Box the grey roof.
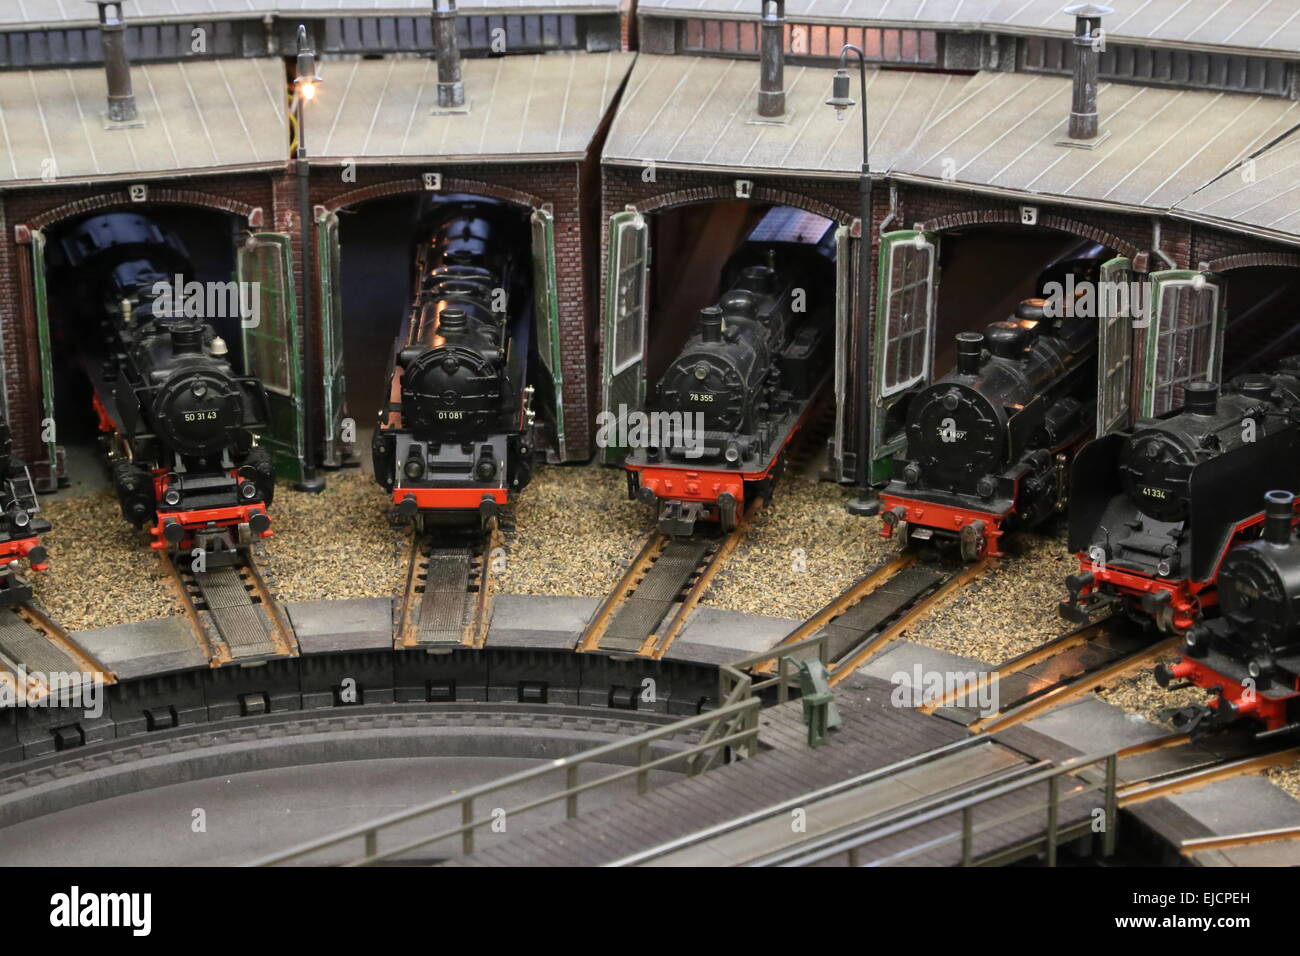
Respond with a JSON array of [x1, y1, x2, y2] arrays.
[[0, 57, 286, 185], [639, 0, 1300, 58], [601, 53, 967, 176], [310, 51, 635, 162], [0, 0, 620, 28], [893, 70, 1300, 212], [1173, 132, 1300, 242], [605, 54, 1300, 243]]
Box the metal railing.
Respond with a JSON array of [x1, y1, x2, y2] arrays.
[[252, 697, 762, 866], [253, 631, 835, 867], [757, 749, 1122, 867]]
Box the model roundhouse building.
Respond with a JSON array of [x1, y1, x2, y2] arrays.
[[6, 0, 1300, 491], [0, 0, 632, 491], [600, 0, 1300, 489]]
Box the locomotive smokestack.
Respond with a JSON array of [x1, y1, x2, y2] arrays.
[[956, 332, 984, 375], [1185, 381, 1218, 416], [1264, 490, 1295, 547], [433, 0, 464, 109], [700, 306, 724, 344], [91, 1, 139, 124], [758, 0, 785, 118], [170, 323, 204, 357], [1065, 3, 1112, 141]]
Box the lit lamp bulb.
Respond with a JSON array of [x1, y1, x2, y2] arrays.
[[825, 68, 855, 122], [299, 80, 318, 101]]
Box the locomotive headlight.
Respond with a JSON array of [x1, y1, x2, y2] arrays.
[[475, 459, 498, 481], [239, 481, 259, 501], [694, 362, 709, 381], [1249, 659, 1264, 678], [1155, 558, 1173, 577], [162, 488, 183, 507], [8, 507, 29, 529], [191, 383, 207, 398], [404, 459, 425, 480], [903, 463, 922, 486], [976, 476, 996, 500], [724, 442, 741, 463]]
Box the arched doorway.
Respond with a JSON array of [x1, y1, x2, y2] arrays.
[[600, 195, 852, 479], [324, 186, 568, 468]]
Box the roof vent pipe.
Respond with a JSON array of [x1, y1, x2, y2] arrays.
[[433, 0, 464, 109], [91, 1, 138, 124], [758, 0, 785, 118], [1064, 3, 1111, 140]]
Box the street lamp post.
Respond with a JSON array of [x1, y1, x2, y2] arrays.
[[826, 45, 878, 516], [294, 25, 325, 493]]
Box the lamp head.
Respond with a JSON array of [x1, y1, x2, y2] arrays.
[[826, 68, 854, 120]]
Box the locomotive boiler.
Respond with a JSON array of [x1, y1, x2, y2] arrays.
[[55, 212, 275, 559], [372, 196, 535, 531], [624, 206, 835, 535], [1062, 366, 1300, 633], [878, 298, 1098, 561], [1156, 490, 1300, 736], [0, 416, 50, 607]]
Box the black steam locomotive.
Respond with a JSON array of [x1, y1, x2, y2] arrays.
[[1062, 367, 1300, 634], [0, 416, 50, 607], [878, 298, 1098, 561], [56, 212, 275, 560], [1156, 490, 1300, 736], [625, 206, 835, 535], [372, 196, 535, 530]]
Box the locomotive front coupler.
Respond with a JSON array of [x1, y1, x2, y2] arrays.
[[1059, 570, 1120, 623], [0, 565, 34, 608]]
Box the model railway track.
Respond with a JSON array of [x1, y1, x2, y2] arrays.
[[580, 502, 761, 658], [762, 552, 991, 682], [396, 525, 501, 650], [1116, 742, 1300, 807], [0, 603, 114, 705], [916, 617, 1179, 733], [162, 547, 298, 666]]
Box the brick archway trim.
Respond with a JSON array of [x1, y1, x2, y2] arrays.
[[631, 185, 853, 225], [25, 187, 261, 233], [323, 177, 544, 213], [1206, 252, 1300, 272], [918, 208, 1140, 260]]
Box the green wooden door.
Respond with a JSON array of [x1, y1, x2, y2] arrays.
[[829, 224, 852, 483], [1140, 269, 1225, 417], [870, 229, 937, 483], [237, 232, 305, 483], [30, 230, 59, 491], [601, 210, 649, 465], [1097, 255, 1135, 435], [317, 209, 348, 467], [530, 207, 567, 462]]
